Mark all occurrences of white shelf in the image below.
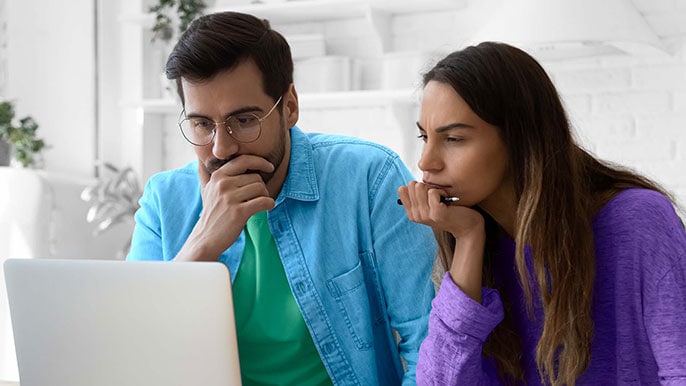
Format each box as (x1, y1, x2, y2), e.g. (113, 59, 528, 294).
(140, 99, 182, 114)
(211, 0, 467, 24)
(121, 0, 467, 27)
(120, 0, 467, 52)
(299, 88, 420, 108)
(128, 88, 420, 114)
(118, 12, 155, 27)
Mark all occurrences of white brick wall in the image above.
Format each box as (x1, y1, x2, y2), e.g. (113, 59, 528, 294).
(592, 91, 671, 114)
(675, 91, 686, 110)
(543, 0, 686, 209)
(286, 2, 686, 211)
(633, 63, 686, 89)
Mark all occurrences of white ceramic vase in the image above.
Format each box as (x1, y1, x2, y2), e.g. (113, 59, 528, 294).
(0, 139, 11, 167)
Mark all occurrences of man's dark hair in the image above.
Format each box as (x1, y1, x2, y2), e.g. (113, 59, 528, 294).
(166, 11, 293, 105)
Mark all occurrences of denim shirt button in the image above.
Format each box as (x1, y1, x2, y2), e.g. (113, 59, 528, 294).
(322, 341, 336, 355)
(294, 281, 306, 296)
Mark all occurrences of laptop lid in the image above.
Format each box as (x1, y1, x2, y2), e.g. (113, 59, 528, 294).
(3, 259, 241, 386)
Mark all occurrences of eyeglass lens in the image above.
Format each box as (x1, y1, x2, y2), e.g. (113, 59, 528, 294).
(180, 113, 262, 145)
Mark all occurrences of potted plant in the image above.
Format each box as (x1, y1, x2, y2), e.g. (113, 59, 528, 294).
(0, 100, 47, 168)
(149, 0, 208, 99)
(149, 0, 208, 42)
(81, 162, 142, 259)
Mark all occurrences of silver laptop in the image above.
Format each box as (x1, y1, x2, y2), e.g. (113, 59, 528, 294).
(3, 259, 242, 386)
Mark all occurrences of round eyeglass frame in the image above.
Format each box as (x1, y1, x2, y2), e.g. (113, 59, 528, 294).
(178, 96, 283, 146)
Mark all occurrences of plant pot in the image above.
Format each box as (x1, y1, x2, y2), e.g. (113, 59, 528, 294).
(0, 139, 11, 167)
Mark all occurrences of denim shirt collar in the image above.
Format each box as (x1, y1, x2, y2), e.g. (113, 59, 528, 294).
(275, 126, 319, 205)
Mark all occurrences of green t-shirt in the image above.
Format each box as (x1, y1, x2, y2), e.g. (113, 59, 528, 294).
(232, 211, 333, 386)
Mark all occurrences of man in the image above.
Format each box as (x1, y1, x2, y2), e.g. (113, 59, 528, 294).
(127, 11, 437, 385)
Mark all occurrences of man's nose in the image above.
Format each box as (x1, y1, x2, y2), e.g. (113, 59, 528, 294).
(212, 124, 239, 160)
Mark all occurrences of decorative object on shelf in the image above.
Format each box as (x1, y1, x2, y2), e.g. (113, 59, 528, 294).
(0, 100, 47, 168)
(81, 163, 142, 259)
(149, 0, 208, 42)
(287, 33, 326, 60)
(294, 56, 352, 93)
(381, 51, 439, 90)
(0, 136, 9, 166)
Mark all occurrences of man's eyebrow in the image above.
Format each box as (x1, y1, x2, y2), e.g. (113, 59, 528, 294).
(415, 122, 476, 133)
(185, 105, 264, 120)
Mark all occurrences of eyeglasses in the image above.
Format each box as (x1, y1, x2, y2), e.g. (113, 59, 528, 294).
(178, 96, 282, 146)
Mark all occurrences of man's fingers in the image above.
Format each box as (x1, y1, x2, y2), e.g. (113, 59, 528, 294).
(213, 172, 267, 191)
(198, 158, 211, 186)
(213, 155, 275, 177)
(227, 180, 271, 203)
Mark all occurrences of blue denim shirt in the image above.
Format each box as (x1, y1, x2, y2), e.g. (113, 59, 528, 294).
(127, 126, 437, 385)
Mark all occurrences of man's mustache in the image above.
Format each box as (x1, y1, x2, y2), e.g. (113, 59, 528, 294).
(206, 157, 267, 181)
(206, 158, 230, 175)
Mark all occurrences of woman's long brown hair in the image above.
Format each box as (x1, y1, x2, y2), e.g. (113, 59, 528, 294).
(424, 42, 672, 386)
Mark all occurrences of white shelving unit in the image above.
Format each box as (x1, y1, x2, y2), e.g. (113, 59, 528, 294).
(122, 0, 466, 114)
(133, 87, 419, 114)
(114, 0, 466, 181)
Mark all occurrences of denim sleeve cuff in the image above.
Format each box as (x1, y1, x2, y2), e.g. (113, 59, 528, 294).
(431, 272, 504, 342)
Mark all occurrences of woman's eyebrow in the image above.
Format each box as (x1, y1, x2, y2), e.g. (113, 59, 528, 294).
(416, 122, 476, 132)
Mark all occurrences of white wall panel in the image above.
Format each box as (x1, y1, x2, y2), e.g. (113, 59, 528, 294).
(5, 0, 96, 178)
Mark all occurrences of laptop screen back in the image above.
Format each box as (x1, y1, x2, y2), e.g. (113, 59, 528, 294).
(3, 259, 241, 386)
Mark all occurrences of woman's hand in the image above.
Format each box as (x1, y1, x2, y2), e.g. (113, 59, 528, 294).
(398, 181, 486, 303)
(398, 181, 484, 238)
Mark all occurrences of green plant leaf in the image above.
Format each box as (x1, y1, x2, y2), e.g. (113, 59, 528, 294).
(0, 101, 46, 167)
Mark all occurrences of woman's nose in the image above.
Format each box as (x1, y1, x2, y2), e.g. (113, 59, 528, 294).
(417, 144, 442, 172)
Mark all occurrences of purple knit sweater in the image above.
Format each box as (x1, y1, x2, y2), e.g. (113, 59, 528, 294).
(417, 188, 686, 385)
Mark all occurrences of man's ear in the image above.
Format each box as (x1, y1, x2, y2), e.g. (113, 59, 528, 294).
(283, 83, 299, 128)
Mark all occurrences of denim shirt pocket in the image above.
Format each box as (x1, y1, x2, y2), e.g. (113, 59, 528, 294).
(326, 259, 375, 350)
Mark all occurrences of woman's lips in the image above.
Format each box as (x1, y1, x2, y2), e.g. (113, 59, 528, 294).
(422, 180, 451, 190)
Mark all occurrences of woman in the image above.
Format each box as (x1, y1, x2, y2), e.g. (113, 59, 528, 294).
(398, 42, 686, 385)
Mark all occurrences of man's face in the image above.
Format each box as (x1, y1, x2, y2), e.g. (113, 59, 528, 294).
(180, 60, 293, 187)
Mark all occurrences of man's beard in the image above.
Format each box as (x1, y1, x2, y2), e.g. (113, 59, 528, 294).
(204, 123, 287, 185)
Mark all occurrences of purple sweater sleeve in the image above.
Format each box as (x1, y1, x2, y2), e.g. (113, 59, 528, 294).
(646, 261, 686, 385)
(416, 272, 505, 385)
(633, 192, 686, 385)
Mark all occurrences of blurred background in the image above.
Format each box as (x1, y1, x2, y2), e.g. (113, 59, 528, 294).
(1, 0, 685, 383)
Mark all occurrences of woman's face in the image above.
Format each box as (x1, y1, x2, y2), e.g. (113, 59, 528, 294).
(417, 80, 512, 212)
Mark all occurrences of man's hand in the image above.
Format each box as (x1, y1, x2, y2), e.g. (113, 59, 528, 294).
(174, 155, 275, 262)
